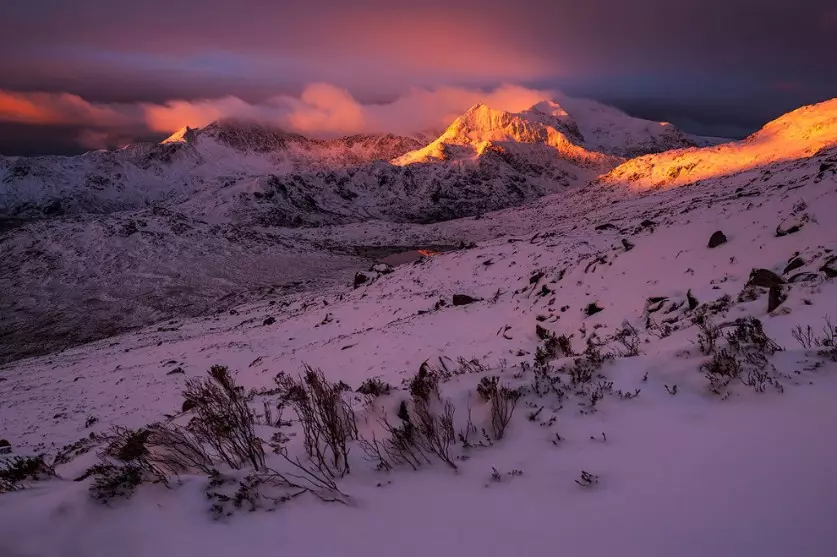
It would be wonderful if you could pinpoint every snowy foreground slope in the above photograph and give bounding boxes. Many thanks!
[2,106,837,556]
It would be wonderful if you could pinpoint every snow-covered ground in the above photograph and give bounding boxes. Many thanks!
[2,100,837,555]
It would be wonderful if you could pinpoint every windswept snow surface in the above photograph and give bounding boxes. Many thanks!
[2,111,837,556]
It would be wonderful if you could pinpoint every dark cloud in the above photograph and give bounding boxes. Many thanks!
[1,0,835,154]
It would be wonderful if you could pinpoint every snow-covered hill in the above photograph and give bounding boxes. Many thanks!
[599,98,837,190]
[1,104,836,556]
[0,122,429,219]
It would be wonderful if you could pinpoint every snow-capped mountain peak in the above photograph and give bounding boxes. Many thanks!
[392,101,610,168]
[600,98,837,190]
[161,126,197,145]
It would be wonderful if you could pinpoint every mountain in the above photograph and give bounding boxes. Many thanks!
[0,121,428,219]
[598,98,837,190]
[0,97,722,226]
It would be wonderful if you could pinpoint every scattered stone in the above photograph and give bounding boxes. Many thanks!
[371,263,394,274]
[584,302,604,316]
[536,324,551,340]
[783,257,805,275]
[182,399,196,413]
[167,367,185,375]
[708,231,727,248]
[640,219,657,228]
[776,223,802,237]
[453,294,480,306]
[529,271,545,284]
[820,256,837,278]
[263,316,276,326]
[747,269,785,288]
[595,223,618,231]
[768,286,787,313]
[788,272,818,283]
[353,272,368,288]
[0,439,10,454]
[621,239,635,252]
[686,290,699,310]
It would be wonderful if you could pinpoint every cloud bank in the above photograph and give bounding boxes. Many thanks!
[0,84,557,147]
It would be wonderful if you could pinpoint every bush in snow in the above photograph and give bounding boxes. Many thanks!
[792,317,837,361]
[489,385,521,440]
[356,377,392,398]
[699,318,783,396]
[613,321,642,357]
[274,365,357,478]
[184,365,265,471]
[0,455,56,493]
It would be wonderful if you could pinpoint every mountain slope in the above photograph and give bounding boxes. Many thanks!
[599,98,837,190]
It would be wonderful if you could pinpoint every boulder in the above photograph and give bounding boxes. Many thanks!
[747,269,785,288]
[708,231,727,248]
[452,294,480,306]
[783,257,805,274]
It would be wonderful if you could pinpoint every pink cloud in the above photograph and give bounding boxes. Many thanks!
[0,90,134,126]
[0,83,558,145]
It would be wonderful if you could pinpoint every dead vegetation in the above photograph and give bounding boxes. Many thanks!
[698,318,784,396]
[274,365,358,478]
[792,317,837,361]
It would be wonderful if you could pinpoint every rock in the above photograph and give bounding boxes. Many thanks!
[536,324,551,340]
[452,294,480,306]
[595,223,618,231]
[621,239,635,252]
[708,231,727,248]
[371,263,394,274]
[167,367,185,375]
[747,269,785,288]
[768,286,787,313]
[263,316,276,326]
[353,272,368,288]
[529,271,545,284]
[788,272,818,283]
[584,302,604,316]
[182,399,196,413]
[640,219,657,228]
[783,257,805,274]
[820,256,837,278]
[686,289,699,310]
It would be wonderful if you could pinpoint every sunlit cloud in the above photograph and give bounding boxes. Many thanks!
[0,83,558,146]
[0,90,134,127]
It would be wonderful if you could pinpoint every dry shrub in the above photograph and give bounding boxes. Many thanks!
[792,317,837,361]
[184,365,265,470]
[274,365,357,478]
[614,321,641,357]
[0,455,56,493]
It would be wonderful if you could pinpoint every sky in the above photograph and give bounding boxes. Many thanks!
[1,0,835,155]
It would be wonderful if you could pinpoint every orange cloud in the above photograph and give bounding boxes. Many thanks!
[141,83,557,137]
[0,83,558,145]
[0,90,131,126]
